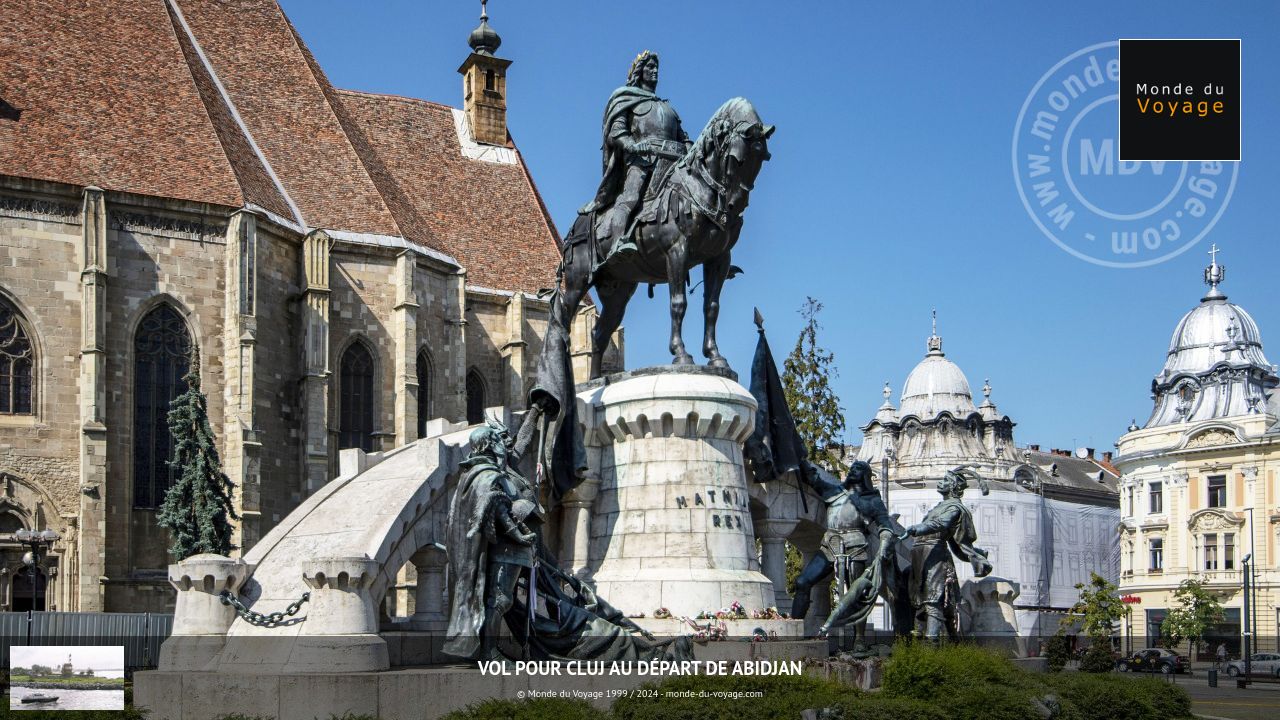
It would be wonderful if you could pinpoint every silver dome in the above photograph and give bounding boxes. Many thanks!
[1145,251,1277,427]
[899,334,977,419]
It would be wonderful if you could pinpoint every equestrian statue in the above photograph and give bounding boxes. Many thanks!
[521,50,774,500]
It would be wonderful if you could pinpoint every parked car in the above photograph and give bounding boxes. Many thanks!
[1224,653,1280,678]
[1115,648,1189,674]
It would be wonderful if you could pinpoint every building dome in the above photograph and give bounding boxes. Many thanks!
[899,332,977,419]
[468,1,501,56]
[1145,248,1278,427]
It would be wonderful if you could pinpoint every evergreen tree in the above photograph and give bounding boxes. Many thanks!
[782,297,847,473]
[157,352,238,558]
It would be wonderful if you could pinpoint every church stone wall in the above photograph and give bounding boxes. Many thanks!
[103,211,229,613]
[252,230,302,527]
[330,249,399,448]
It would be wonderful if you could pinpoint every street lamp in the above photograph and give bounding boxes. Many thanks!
[14,527,59,644]
[1241,553,1252,684]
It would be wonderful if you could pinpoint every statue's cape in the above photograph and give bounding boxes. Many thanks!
[443,460,506,659]
[582,85,658,214]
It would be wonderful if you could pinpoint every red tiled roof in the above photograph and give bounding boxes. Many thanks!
[334,90,561,293]
[0,0,561,294]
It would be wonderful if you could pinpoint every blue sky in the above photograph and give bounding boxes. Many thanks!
[279,1,1280,451]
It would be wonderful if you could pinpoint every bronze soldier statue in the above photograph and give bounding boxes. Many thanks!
[900,466,993,643]
[584,50,692,265]
[444,418,542,661]
[791,461,897,650]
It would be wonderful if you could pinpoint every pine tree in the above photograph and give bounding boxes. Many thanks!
[782,297,847,473]
[157,352,238,558]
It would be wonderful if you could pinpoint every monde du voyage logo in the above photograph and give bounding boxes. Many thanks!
[1013,40,1240,268]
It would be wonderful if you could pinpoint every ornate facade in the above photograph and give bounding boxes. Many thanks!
[857,322,1120,638]
[0,1,615,612]
[1116,251,1279,653]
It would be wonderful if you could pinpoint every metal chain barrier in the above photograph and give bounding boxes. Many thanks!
[219,590,310,627]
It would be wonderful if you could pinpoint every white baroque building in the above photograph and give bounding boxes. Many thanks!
[857,322,1120,640]
[1116,252,1280,654]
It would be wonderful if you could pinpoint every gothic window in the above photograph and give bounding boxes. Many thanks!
[338,341,376,452]
[0,512,24,534]
[416,349,432,439]
[133,305,191,509]
[0,295,35,415]
[466,369,486,425]
[1149,537,1164,572]
[1207,475,1227,508]
[1148,482,1163,514]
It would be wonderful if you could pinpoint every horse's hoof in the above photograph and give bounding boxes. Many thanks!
[673,354,695,366]
[708,356,730,369]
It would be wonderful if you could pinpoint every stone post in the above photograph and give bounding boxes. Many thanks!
[559,477,599,579]
[392,251,419,446]
[290,556,388,673]
[300,230,331,494]
[409,547,447,631]
[583,369,775,617]
[962,575,1024,656]
[77,186,108,612]
[159,554,252,670]
[757,519,798,614]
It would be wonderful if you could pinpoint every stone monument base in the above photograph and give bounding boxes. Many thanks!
[135,638,830,720]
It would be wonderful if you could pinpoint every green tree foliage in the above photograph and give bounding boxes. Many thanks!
[782,297,847,473]
[157,353,238,559]
[1064,572,1131,640]
[1161,578,1224,659]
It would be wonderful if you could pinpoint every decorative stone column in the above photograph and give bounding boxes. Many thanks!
[409,547,447,631]
[757,519,798,614]
[583,368,775,617]
[560,477,600,579]
[159,554,252,670]
[289,557,387,673]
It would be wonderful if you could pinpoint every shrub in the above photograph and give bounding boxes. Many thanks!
[1078,643,1115,673]
[827,695,948,720]
[440,698,607,720]
[1044,635,1072,673]
[880,642,1051,720]
[1047,674,1192,720]
[611,673,861,720]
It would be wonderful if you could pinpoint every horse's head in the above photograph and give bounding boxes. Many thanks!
[686,98,774,221]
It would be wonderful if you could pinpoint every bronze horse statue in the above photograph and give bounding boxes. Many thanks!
[523,98,772,498]
[568,96,773,377]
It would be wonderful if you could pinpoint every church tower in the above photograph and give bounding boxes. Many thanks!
[458,0,511,146]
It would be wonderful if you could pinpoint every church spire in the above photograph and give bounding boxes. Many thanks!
[1202,243,1226,301]
[459,0,512,145]
[927,309,943,355]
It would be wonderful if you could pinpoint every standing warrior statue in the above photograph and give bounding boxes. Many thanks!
[444,418,542,661]
[583,50,692,265]
[791,461,897,650]
[899,466,993,643]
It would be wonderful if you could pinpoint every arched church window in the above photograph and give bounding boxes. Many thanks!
[0,512,24,534]
[0,295,35,415]
[466,369,486,425]
[133,305,191,509]
[416,349,432,439]
[339,341,376,452]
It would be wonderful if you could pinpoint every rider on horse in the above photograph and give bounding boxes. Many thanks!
[583,50,692,267]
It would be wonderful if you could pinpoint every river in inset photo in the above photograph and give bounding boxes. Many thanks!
[9,684,126,710]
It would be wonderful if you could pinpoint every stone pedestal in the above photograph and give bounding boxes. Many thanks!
[288,557,389,673]
[159,554,252,671]
[580,368,775,618]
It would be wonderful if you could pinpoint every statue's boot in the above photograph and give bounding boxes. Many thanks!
[598,202,639,265]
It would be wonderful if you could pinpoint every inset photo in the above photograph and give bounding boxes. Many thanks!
[8,646,125,711]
